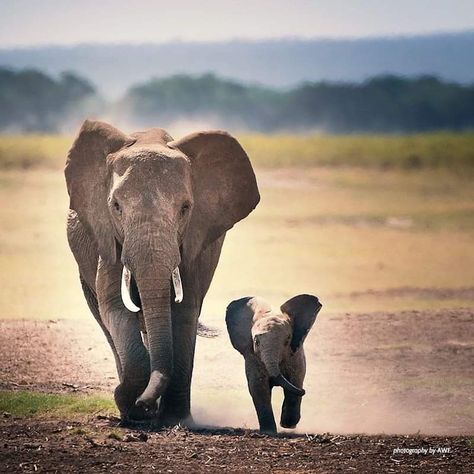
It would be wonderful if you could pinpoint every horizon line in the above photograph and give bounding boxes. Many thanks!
[1,28,473,51]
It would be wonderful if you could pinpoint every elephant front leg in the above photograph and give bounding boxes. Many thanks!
[109,309,151,423]
[96,259,150,423]
[158,304,198,426]
[280,392,302,429]
[280,357,305,429]
[245,355,277,434]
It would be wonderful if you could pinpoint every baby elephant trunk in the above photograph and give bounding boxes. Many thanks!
[260,347,305,396]
[270,374,306,397]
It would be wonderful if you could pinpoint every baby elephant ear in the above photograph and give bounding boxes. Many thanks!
[226,296,264,355]
[281,294,322,352]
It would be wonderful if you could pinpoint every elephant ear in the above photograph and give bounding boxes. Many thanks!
[169,131,260,261]
[281,294,322,352]
[64,120,134,264]
[226,297,272,355]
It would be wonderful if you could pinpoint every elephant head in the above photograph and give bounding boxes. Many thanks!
[65,120,260,410]
[226,294,322,396]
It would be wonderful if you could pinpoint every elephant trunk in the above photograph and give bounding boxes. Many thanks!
[121,222,181,412]
[260,349,305,397]
[270,374,305,397]
[134,274,173,411]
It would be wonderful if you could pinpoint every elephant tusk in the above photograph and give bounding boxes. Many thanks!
[121,266,141,312]
[172,267,183,303]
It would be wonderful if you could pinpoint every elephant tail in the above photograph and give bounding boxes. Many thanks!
[197,321,220,338]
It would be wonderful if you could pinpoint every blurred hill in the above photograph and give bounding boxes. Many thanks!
[0,32,473,98]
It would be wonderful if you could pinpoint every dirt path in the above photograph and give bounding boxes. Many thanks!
[1,308,473,435]
[1,308,473,471]
[0,318,116,394]
[1,419,472,473]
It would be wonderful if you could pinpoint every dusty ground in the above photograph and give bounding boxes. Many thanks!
[1,418,472,473]
[1,166,473,471]
[1,306,473,472]
[1,306,473,435]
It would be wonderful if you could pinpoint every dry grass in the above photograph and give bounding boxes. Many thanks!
[0,135,71,170]
[1,132,473,171]
[241,132,474,171]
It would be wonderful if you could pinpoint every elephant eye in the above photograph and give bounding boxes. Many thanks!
[112,200,122,215]
[180,202,191,218]
[254,338,260,347]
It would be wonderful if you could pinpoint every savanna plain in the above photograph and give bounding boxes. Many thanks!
[0,133,473,472]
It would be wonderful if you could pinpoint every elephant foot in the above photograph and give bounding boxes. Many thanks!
[114,381,153,423]
[127,403,154,421]
[158,410,194,428]
[256,410,277,435]
[119,417,152,428]
[280,420,298,429]
[258,415,277,434]
[280,408,301,429]
[259,425,277,435]
[156,393,193,428]
[281,395,301,429]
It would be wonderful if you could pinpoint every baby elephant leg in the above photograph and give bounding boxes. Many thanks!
[245,356,277,434]
[281,391,303,428]
[280,351,306,429]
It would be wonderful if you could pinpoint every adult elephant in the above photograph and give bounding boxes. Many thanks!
[65,120,260,425]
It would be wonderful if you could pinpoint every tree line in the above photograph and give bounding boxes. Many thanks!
[0,68,99,132]
[1,67,473,133]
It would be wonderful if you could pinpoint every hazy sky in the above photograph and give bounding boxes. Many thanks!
[1,0,473,47]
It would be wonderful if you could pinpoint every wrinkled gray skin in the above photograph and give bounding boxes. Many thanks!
[65,120,259,426]
[226,295,322,433]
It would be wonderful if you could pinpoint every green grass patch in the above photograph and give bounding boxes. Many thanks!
[1,132,474,171]
[0,390,116,418]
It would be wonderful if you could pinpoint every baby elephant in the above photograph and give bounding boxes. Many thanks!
[226,294,322,433]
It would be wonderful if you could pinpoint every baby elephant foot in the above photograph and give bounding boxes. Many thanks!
[259,424,277,435]
[280,395,302,429]
[280,413,300,429]
[258,415,277,434]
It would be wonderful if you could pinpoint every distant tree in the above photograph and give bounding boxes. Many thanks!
[287,75,474,132]
[0,68,98,132]
[1,68,473,133]
[118,73,474,133]
[117,73,282,131]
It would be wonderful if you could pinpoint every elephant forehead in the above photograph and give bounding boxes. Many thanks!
[110,145,190,175]
[252,314,290,336]
[110,148,192,198]
[248,297,273,315]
